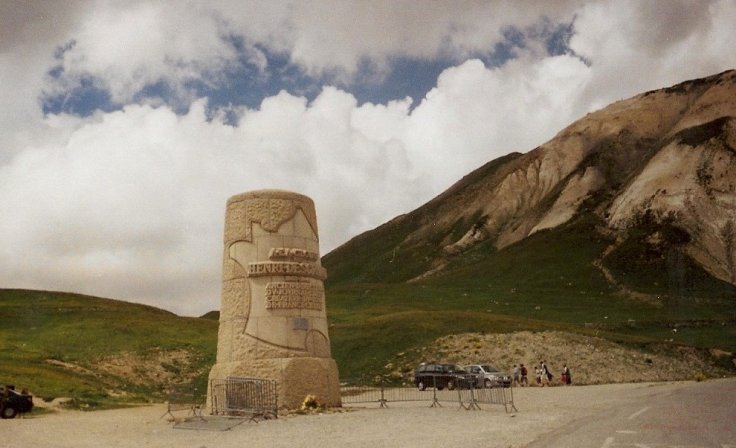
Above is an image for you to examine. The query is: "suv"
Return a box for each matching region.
[414,363,465,390]
[1,385,34,419]
[464,364,512,388]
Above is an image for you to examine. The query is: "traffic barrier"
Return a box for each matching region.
[209,377,278,420]
[162,383,205,421]
[340,373,517,412]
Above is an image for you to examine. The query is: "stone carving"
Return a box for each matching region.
[265,282,324,310]
[224,193,318,246]
[208,190,341,409]
[247,261,327,280]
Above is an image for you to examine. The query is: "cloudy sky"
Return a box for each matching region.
[1,0,734,316]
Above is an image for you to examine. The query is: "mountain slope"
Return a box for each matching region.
[323,71,736,377]
[324,70,736,293]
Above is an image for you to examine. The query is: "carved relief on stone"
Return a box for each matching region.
[247,261,327,280]
[209,190,340,409]
[221,278,249,319]
[222,252,247,282]
[218,190,331,355]
[224,192,319,245]
[265,281,324,310]
[305,329,331,357]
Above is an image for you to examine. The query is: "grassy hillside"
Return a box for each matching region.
[322,71,736,382]
[325,216,736,379]
[0,289,217,409]
[323,152,523,285]
[3,212,734,405]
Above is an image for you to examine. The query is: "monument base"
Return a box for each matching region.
[208,357,341,410]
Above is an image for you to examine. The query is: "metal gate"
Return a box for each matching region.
[341,374,517,412]
[209,377,278,419]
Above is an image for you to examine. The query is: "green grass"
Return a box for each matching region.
[321,123,735,380]
[325,217,736,378]
[322,152,523,286]
[0,289,217,408]
[3,208,735,404]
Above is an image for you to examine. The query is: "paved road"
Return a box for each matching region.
[526,378,736,448]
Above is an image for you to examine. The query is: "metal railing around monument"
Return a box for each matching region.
[340,373,517,413]
[161,383,206,421]
[209,377,278,420]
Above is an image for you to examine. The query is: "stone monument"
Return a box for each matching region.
[207,190,341,409]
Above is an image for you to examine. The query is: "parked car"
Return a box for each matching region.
[463,364,512,388]
[1,385,34,419]
[414,363,466,391]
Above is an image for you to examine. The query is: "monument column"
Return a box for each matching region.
[207,190,341,409]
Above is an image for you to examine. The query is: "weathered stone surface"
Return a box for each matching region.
[208,190,341,409]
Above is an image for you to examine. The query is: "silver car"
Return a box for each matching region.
[463,364,512,388]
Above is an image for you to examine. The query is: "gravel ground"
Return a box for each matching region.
[1,381,715,448]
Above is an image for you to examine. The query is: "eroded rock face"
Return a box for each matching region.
[608,119,736,284]
[531,166,605,234]
[208,190,341,410]
[437,70,736,286]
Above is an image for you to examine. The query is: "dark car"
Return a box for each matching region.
[1,385,34,419]
[414,363,466,391]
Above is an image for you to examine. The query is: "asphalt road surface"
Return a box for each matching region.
[526,378,736,448]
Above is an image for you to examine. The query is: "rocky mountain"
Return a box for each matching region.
[324,70,736,299]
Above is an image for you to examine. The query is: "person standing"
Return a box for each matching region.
[520,364,528,386]
[512,364,520,386]
[541,361,551,386]
[562,364,572,385]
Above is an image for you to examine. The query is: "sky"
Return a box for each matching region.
[1,0,735,316]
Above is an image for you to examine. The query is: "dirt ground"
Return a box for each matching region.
[3,380,728,448]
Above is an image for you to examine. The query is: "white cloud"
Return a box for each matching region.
[44,1,239,105]
[37,1,586,103]
[569,0,736,109]
[1,0,735,315]
[0,55,591,315]
[404,55,590,189]
[218,0,583,78]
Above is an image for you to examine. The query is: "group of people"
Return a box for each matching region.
[511,361,572,387]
